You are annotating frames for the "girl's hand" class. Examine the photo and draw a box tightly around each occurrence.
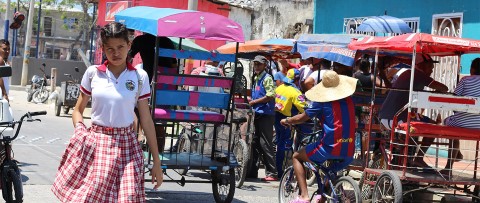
[151,162,163,189]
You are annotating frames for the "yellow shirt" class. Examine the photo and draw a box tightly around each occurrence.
[275,84,307,116]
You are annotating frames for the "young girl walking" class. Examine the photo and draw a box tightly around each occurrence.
[52,22,163,202]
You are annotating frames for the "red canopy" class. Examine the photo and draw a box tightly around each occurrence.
[348,33,480,56]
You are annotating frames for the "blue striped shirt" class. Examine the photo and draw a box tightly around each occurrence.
[445,75,480,129]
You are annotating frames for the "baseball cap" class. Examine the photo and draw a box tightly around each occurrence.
[282,68,300,85]
[252,55,268,64]
[416,54,439,65]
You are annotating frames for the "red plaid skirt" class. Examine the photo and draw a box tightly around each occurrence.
[51,123,146,203]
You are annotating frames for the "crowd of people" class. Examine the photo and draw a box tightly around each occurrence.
[48,21,480,202]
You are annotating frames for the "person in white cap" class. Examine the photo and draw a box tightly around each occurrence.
[280,70,358,203]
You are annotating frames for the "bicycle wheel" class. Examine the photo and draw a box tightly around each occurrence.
[330,176,360,203]
[32,89,49,103]
[372,171,402,203]
[176,134,191,175]
[1,162,23,203]
[359,153,386,201]
[234,139,249,188]
[212,168,235,203]
[278,166,298,203]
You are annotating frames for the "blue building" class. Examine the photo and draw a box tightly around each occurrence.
[313,0,480,74]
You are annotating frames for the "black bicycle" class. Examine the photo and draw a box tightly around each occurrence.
[0,111,47,203]
[278,124,361,203]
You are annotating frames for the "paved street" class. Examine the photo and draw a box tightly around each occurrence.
[8,88,279,203]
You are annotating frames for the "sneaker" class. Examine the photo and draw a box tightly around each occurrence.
[261,176,278,181]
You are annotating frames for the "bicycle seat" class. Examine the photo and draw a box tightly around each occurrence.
[232,117,247,124]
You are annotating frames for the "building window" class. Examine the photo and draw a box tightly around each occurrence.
[64,18,79,30]
[43,17,53,37]
[344,16,419,36]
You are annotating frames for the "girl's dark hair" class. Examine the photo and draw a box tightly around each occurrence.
[471,58,480,75]
[100,22,129,44]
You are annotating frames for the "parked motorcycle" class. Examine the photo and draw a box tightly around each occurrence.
[27,63,50,103]
[55,67,80,116]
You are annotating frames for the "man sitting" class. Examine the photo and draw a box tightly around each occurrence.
[378,54,448,169]
[280,71,358,203]
[442,58,480,175]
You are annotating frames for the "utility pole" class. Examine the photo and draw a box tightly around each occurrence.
[21,0,35,86]
[188,0,197,10]
[36,0,42,58]
[4,0,11,40]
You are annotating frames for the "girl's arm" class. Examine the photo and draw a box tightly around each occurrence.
[72,92,90,126]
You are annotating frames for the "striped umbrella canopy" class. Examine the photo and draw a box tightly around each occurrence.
[293,34,366,66]
[216,39,295,54]
[348,33,480,56]
[356,15,413,34]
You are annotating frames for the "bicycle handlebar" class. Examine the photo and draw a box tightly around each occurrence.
[0,111,47,141]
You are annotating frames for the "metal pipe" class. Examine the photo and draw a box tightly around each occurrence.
[12,8,16,57]
[89,3,97,64]
[35,0,42,58]
[4,0,11,40]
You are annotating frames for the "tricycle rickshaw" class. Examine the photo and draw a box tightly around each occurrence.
[349,33,480,202]
[115,6,245,203]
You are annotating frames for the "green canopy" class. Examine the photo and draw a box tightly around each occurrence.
[169,37,208,52]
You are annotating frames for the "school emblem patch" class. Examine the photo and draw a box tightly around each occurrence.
[125,80,135,91]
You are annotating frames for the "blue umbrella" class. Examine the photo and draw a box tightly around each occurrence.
[293,34,366,66]
[356,15,413,34]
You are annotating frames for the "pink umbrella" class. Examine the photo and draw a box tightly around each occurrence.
[115,6,245,42]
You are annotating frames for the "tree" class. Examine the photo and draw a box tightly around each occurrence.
[10,0,94,60]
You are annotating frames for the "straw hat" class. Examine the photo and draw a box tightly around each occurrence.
[305,70,358,102]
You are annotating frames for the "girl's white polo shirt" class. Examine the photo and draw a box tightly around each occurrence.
[80,62,151,128]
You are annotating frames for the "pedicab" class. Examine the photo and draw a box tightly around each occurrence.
[349,33,480,202]
[115,6,244,203]
[217,38,298,187]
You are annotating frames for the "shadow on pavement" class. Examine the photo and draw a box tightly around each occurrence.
[146,191,248,203]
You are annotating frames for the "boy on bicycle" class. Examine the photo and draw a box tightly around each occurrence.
[280,70,358,203]
[274,68,308,178]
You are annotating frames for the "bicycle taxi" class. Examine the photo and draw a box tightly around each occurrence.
[349,33,480,202]
[217,38,297,187]
[115,6,244,202]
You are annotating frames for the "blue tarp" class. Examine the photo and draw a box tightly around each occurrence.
[293,34,366,66]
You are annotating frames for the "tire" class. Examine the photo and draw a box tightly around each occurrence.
[234,139,248,188]
[330,176,361,203]
[372,171,403,203]
[1,162,23,203]
[359,153,386,201]
[176,134,191,175]
[55,100,62,117]
[278,166,298,203]
[63,107,70,115]
[26,89,35,102]
[32,89,49,104]
[212,168,235,203]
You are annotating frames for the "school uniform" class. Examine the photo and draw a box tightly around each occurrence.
[52,61,151,202]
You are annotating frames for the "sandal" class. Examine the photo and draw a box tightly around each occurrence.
[289,197,310,203]
[314,194,325,203]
